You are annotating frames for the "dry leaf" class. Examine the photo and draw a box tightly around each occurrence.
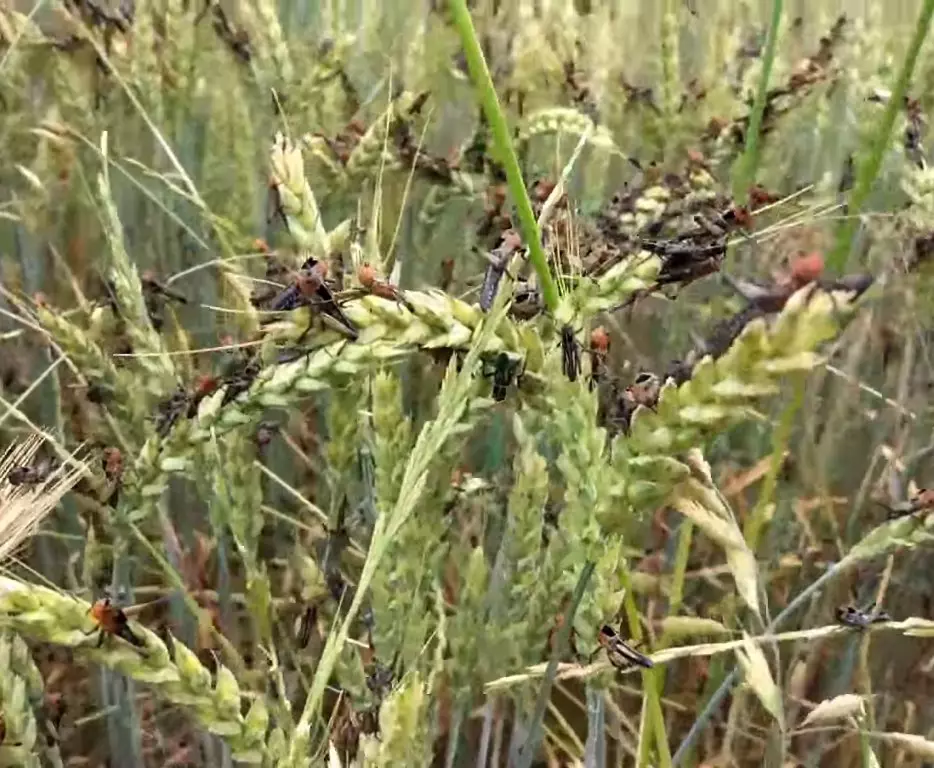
[800,694,864,726]
[736,632,784,727]
[881,732,934,759]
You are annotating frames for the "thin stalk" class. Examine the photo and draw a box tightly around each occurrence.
[449,0,559,311]
[584,687,606,768]
[516,561,595,768]
[671,560,846,766]
[650,520,694,694]
[744,380,805,552]
[828,0,934,273]
[476,699,495,768]
[732,0,783,199]
[621,568,672,768]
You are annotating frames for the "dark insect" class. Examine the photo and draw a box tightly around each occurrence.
[266,176,288,229]
[357,263,415,313]
[904,96,926,168]
[477,182,511,242]
[210,3,251,64]
[748,184,780,209]
[255,420,280,452]
[358,625,400,739]
[6,456,59,487]
[365,651,397,701]
[510,282,543,321]
[296,605,317,648]
[157,622,176,661]
[330,694,364,762]
[221,358,262,407]
[544,597,580,658]
[461,108,491,175]
[482,352,524,402]
[187,374,220,418]
[480,230,522,311]
[439,258,455,292]
[627,372,661,409]
[100,446,124,507]
[153,387,191,438]
[560,325,581,383]
[85,382,114,405]
[86,597,145,649]
[101,446,123,482]
[563,54,599,123]
[836,605,891,630]
[142,270,188,332]
[141,270,187,305]
[261,258,359,341]
[879,488,934,520]
[594,623,654,670]
[620,78,661,114]
[323,505,350,603]
[600,372,662,437]
[259,259,327,312]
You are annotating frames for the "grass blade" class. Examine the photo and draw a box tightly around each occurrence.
[732,0,784,199]
[516,561,595,768]
[827,0,934,272]
[448,0,559,311]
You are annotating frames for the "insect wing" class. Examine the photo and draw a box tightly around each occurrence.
[836,606,869,628]
[561,326,581,382]
[607,637,654,669]
[479,254,507,311]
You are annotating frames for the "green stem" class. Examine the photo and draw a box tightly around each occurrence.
[644,520,694,752]
[744,379,805,552]
[828,0,934,273]
[517,562,595,768]
[622,568,672,768]
[732,0,783,199]
[449,0,560,311]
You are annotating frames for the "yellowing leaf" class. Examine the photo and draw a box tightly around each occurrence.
[736,633,784,727]
[659,616,732,639]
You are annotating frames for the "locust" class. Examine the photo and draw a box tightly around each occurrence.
[86,596,146,649]
[482,352,524,402]
[836,605,891,630]
[479,229,523,312]
[593,623,654,670]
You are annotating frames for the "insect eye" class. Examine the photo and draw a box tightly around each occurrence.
[599,625,615,638]
[635,373,654,385]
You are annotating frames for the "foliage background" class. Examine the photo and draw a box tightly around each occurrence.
[2,0,934,766]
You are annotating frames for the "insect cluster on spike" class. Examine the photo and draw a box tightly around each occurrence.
[256,256,359,342]
[6,455,59,487]
[602,371,662,435]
